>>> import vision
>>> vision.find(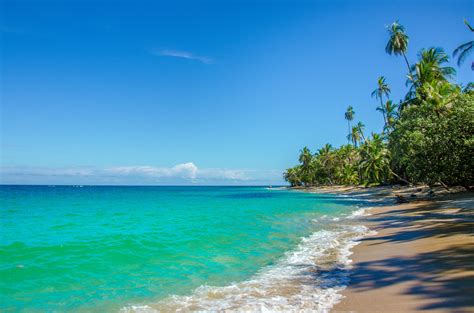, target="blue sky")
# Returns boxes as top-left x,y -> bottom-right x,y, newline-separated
1,0 -> 472,185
